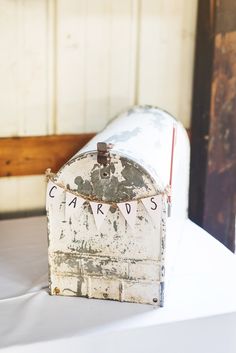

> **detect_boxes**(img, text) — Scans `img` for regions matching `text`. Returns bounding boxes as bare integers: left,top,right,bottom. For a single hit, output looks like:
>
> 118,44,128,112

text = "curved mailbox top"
55,106,189,218
78,106,177,188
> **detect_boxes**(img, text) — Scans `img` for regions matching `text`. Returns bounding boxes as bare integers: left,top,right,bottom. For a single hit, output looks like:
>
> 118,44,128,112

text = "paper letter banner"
90,202,110,230
141,195,162,225
46,180,64,210
118,201,137,230
66,193,85,219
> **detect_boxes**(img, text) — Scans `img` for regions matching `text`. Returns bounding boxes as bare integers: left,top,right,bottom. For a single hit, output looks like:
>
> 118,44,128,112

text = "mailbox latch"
97,142,113,166
97,142,113,179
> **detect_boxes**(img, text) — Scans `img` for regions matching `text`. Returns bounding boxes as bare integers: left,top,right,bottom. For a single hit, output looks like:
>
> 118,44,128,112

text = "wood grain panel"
0,134,95,177
204,31,236,251
190,0,236,251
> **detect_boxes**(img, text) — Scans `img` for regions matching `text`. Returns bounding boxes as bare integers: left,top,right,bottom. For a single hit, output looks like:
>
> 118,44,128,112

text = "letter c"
49,185,57,198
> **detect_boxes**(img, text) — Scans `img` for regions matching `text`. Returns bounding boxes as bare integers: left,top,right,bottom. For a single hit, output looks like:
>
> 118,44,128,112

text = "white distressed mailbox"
46,106,190,306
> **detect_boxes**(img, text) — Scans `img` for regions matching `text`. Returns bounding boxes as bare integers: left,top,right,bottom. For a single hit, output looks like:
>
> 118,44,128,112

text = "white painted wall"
0,0,198,214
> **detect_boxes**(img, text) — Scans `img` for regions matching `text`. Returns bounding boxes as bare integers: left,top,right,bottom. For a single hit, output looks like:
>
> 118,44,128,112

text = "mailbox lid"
55,105,178,201
55,151,160,203
77,106,178,189
55,105,189,217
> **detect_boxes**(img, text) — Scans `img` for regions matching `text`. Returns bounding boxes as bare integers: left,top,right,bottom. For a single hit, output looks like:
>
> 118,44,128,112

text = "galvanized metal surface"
47,106,190,306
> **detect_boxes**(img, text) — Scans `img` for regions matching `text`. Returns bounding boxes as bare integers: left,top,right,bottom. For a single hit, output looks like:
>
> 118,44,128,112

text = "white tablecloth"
0,216,236,352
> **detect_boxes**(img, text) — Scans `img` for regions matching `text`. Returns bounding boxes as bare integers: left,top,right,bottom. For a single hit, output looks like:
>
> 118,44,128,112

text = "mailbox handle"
97,142,113,166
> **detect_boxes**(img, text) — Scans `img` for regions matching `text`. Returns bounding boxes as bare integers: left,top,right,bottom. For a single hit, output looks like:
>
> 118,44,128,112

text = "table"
0,216,236,352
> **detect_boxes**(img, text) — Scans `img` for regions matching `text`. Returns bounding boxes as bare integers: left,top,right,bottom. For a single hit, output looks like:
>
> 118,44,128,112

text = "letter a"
69,197,77,208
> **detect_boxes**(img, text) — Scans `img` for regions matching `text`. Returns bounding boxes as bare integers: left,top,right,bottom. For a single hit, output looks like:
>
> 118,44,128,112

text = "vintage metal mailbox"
46,106,190,306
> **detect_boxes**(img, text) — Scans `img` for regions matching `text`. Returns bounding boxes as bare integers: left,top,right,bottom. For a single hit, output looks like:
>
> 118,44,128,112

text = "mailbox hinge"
97,142,113,166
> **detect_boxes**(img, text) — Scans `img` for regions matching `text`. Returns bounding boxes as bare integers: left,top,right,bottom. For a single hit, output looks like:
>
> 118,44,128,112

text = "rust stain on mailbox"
46,106,190,306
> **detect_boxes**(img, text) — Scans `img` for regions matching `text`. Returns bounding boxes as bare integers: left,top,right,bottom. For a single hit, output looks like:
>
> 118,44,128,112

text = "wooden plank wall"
190,0,236,251
0,134,95,177
0,0,198,215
